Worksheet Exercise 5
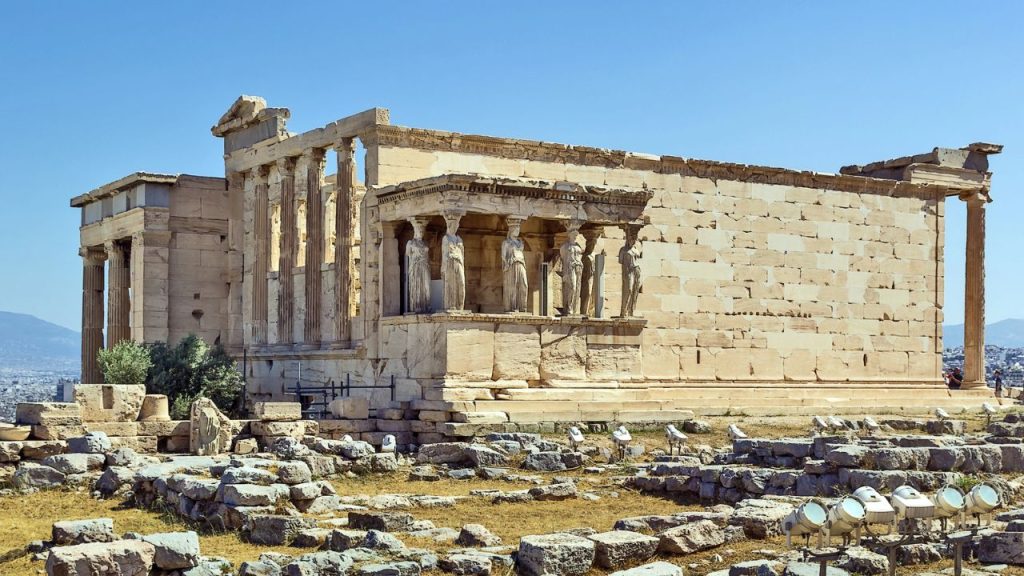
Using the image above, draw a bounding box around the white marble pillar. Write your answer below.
[105,240,131,348]
[962,192,988,387]
[303,149,326,346]
[277,157,297,344]
[334,138,356,343]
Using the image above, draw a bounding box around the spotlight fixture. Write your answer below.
[862,416,881,435]
[935,407,951,420]
[821,497,866,545]
[782,500,827,547]
[567,426,585,451]
[665,424,687,455]
[381,434,397,454]
[728,424,748,441]
[891,485,936,520]
[852,486,896,528]
[612,425,632,460]
[964,483,1000,525]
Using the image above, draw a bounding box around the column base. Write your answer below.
[961,380,989,390]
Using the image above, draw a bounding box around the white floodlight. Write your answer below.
[381,434,397,453]
[982,403,998,426]
[782,500,827,546]
[567,426,585,451]
[935,407,951,420]
[665,425,687,455]
[827,416,846,430]
[821,497,866,545]
[342,434,353,442]
[852,486,896,527]
[862,416,881,435]
[728,424,748,441]
[964,483,1000,518]
[812,416,829,435]
[612,425,632,460]
[891,485,936,520]
[931,485,966,529]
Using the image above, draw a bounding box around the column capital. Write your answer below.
[958,190,992,204]
[334,137,356,154]
[564,218,583,233]
[103,239,126,256]
[79,246,106,263]
[304,147,327,164]
[275,156,298,175]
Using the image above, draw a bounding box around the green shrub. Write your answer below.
[97,341,152,384]
[147,335,243,419]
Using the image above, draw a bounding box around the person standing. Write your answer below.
[994,369,1004,398]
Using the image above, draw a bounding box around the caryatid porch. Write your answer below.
[371,174,654,388]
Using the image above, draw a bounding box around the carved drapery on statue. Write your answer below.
[406,217,432,314]
[442,211,466,312]
[580,228,602,316]
[560,220,584,316]
[502,216,529,313]
[619,224,643,318]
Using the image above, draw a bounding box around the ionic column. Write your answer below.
[334,138,356,343]
[304,149,326,345]
[277,157,297,344]
[105,240,131,348]
[80,247,106,383]
[253,166,270,344]
[962,191,989,387]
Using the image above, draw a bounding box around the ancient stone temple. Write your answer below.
[72,95,1001,434]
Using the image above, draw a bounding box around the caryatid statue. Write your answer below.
[619,224,643,318]
[406,217,432,314]
[579,228,602,316]
[502,217,529,313]
[560,220,584,316]
[441,211,466,312]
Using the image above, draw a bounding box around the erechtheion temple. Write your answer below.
[70,95,1001,440]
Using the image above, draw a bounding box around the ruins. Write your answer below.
[70,95,1002,440]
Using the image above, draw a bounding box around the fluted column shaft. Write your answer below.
[334,138,356,344]
[81,247,106,383]
[105,240,131,348]
[304,149,326,345]
[962,193,987,387]
[253,167,270,344]
[277,158,297,344]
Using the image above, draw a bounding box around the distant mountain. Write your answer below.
[944,319,1024,349]
[0,311,79,373]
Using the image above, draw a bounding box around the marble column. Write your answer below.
[253,166,270,344]
[80,247,106,383]
[105,240,131,348]
[277,157,297,344]
[442,211,466,312]
[304,149,326,345]
[334,138,356,343]
[406,216,432,314]
[962,192,988,387]
[560,220,584,316]
[580,228,602,316]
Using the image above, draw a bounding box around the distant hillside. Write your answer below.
[944,318,1024,349]
[0,311,79,373]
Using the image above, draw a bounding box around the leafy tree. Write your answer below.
[97,340,152,384]
[147,334,243,419]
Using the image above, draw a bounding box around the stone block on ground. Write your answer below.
[52,518,116,545]
[13,461,66,489]
[246,515,318,545]
[588,530,660,570]
[74,384,146,422]
[609,562,684,576]
[329,397,370,420]
[254,402,302,421]
[657,520,726,555]
[45,540,156,576]
[978,532,1024,565]
[141,531,201,570]
[456,524,502,547]
[17,402,81,426]
[517,533,596,576]
[349,511,414,532]
[68,431,113,454]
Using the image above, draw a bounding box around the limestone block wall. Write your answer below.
[166,176,231,345]
[366,129,945,386]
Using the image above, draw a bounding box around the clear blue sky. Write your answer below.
[1,2,1020,331]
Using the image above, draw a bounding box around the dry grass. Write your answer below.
[0,489,294,573]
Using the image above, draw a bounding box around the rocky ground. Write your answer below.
[2,412,1024,575]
